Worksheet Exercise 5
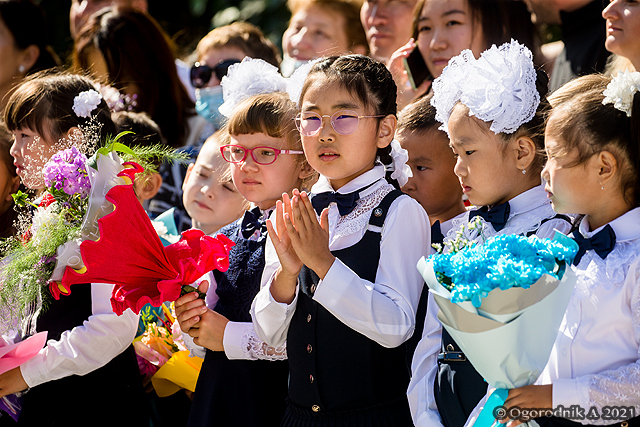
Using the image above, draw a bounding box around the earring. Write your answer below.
[521,168,526,175]
[18,65,25,73]
[600,183,604,190]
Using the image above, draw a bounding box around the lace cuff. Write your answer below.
[224,321,287,361]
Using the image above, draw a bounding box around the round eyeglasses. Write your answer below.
[220,145,304,165]
[295,110,385,136]
[190,59,241,88]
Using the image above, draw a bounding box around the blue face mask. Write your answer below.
[195,86,226,128]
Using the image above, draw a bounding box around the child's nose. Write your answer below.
[453,158,466,177]
[319,118,335,142]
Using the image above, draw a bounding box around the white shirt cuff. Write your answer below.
[223,321,247,360]
[553,378,579,408]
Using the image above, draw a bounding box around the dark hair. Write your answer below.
[4,70,116,145]
[73,7,194,148]
[546,74,640,207]
[499,68,550,173]
[299,55,400,187]
[287,0,368,53]
[411,0,540,66]
[397,93,440,135]
[196,21,281,68]
[112,110,165,146]
[0,0,60,75]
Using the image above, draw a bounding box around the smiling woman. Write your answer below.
[388,0,540,111]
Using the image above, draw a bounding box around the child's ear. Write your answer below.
[376,114,397,149]
[596,150,618,188]
[514,135,537,172]
[135,172,163,202]
[6,176,20,202]
[182,163,195,191]
[19,45,39,75]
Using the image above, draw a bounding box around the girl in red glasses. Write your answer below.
[252,54,430,426]
[175,58,315,427]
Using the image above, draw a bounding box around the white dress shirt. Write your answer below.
[536,208,640,423]
[182,209,287,361]
[19,283,139,388]
[251,165,431,350]
[408,184,573,427]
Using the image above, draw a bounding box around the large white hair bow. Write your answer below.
[218,57,317,118]
[431,40,540,135]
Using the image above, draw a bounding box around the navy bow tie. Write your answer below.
[241,207,267,239]
[468,202,511,232]
[571,224,616,266]
[311,190,360,216]
[431,220,445,246]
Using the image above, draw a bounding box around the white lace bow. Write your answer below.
[218,57,316,118]
[431,40,540,135]
[386,139,412,187]
[602,69,640,117]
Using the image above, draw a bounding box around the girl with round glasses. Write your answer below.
[252,54,430,426]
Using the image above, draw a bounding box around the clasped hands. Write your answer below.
[266,189,335,304]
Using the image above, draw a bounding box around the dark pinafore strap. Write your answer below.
[284,189,413,427]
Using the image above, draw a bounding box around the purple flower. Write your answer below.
[42,147,91,197]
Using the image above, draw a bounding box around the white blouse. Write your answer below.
[407,184,573,427]
[537,208,640,424]
[19,283,139,388]
[251,165,431,350]
[182,210,287,361]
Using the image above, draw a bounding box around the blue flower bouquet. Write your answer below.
[416,231,579,427]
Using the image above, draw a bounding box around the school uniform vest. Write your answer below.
[13,285,148,426]
[188,221,289,427]
[283,190,413,427]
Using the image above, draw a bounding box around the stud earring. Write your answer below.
[600,183,605,190]
[18,65,25,73]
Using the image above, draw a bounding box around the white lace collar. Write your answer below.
[311,165,385,196]
[578,207,640,242]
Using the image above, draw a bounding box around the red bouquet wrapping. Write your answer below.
[59,179,234,315]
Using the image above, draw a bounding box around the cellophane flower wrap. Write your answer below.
[0,130,226,336]
[416,228,579,427]
[134,303,203,397]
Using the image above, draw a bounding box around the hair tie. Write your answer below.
[385,139,412,187]
[602,70,640,117]
[72,89,103,118]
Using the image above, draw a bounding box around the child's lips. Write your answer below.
[243,179,261,185]
[319,150,339,162]
[194,200,212,210]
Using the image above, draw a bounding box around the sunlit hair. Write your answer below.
[196,21,281,68]
[546,73,640,207]
[227,91,302,152]
[397,93,440,135]
[4,69,115,144]
[73,6,194,148]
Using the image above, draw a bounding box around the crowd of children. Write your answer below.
[0,8,638,427]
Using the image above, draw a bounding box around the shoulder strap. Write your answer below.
[368,189,404,228]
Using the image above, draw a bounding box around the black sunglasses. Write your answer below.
[190,59,242,88]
